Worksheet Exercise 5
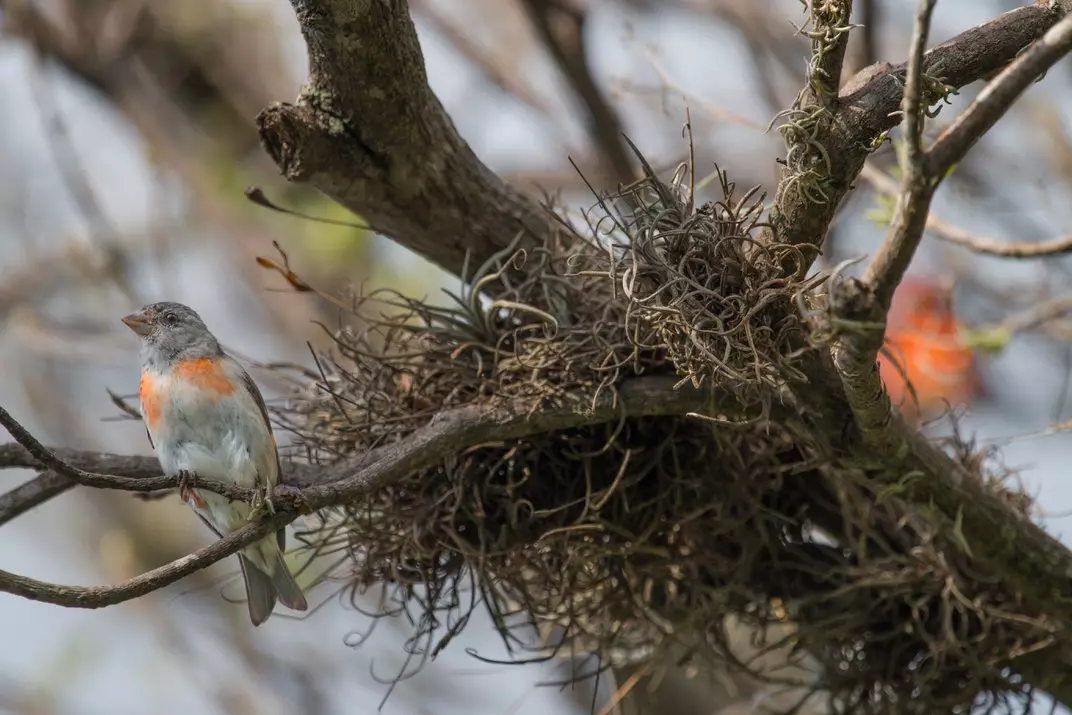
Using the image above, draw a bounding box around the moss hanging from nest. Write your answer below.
[272,153,1050,714]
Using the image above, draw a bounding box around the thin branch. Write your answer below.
[412,0,552,115]
[0,405,249,502]
[901,0,935,169]
[999,295,1072,335]
[806,0,855,105]
[0,510,292,608]
[861,0,938,311]
[518,0,634,185]
[931,227,1072,258]
[859,162,1072,258]
[0,376,720,607]
[855,0,879,74]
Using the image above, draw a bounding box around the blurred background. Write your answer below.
[2,0,1072,713]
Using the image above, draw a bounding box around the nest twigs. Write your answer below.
[261,141,1054,713]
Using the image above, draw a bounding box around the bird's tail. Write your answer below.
[239,539,309,626]
[238,554,276,626]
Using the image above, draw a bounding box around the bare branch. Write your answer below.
[860,0,938,311]
[412,0,552,116]
[932,227,1072,258]
[0,510,292,608]
[519,0,634,185]
[860,162,1072,258]
[0,405,249,501]
[256,0,552,279]
[0,377,719,606]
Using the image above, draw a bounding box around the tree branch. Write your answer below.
[825,1,1072,447]
[256,0,552,279]
[0,406,249,501]
[927,10,1072,175]
[806,0,854,106]
[860,0,938,312]
[860,162,1072,258]
[770,0,1072,267]
[0,511,292,608]
[864,8,1072,309]
[0,376,720,607]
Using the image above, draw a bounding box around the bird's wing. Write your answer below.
[224,357,288,553]
[221,357,282,474]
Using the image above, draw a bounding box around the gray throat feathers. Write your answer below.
[140,336,224,372]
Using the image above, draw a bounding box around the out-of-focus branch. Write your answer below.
[518,0,635,185]
[412,0,552,115]
[931,227,1072,257]
[769,0,1072,268]
[0,376,720,606]
[256,0,552,279]
[860,162,1072,258]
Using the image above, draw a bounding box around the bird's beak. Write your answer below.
[121,310,152,336]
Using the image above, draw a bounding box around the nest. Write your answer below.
[275,162,1051,713]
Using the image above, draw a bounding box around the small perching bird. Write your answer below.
[122,301,308,625]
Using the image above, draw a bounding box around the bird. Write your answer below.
[122,301,308,625]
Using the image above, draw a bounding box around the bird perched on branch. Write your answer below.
[122,301,308,625]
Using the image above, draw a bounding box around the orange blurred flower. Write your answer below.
[877,278,981,423]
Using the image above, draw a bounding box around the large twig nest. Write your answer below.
[273,156,1048,714]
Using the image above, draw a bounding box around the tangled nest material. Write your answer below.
[269,154,1051,713]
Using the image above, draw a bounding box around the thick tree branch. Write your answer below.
[256,0,551,279]
[926,8,1072,174]
[0,376,721,606]
[770,0,1072,266]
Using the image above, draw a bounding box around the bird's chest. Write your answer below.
[140,368,255,480]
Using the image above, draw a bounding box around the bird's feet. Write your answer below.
[248,484,276,521]
[177,470,206,509]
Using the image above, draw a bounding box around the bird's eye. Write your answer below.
[163,313,178,325]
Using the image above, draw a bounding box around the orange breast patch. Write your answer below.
[139,373,163,430]
[174,358,237,398]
